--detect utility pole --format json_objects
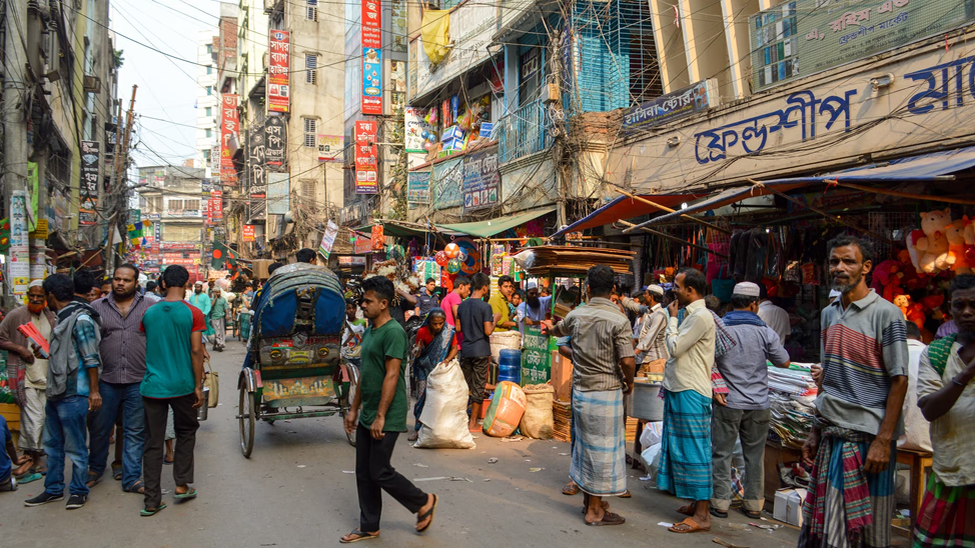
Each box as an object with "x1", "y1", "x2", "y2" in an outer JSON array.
[
  {"x1": 105, "y1": 84, "x2": 137, "y2": 274},
  {"x1": 2, "y1": 0, "x2": 28, "y2": 306}
]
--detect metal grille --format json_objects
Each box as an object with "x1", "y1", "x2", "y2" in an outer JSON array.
[{"x1": 303, "y1": 117, "x2": 317, "y2": 148}]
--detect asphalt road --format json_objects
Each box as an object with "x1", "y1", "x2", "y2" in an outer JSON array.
[{"x1": 1, "y1": 339, "x2": 800, "y2": 548}]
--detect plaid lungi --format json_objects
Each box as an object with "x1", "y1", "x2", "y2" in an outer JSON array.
[
  {"x1": 569, "y1": 388, "x2": 626, "y2": 497},
  {"x1": 657, "y1": 388, "x2": 713, "y2": 501},
  {"x1": 913, "y1": 474, "x2": 975, "y2": 548}
]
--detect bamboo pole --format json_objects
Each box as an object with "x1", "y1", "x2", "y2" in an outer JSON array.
[
  {"x1": 612, "y1": 187, "x2": 732, "y2": 234},
  {"x1": 747, "y1": 178, "x2": 894, "y2": 244},
  {"x1": 617, "y1": 220, "x2": 729, "y2": 258},
  {"x1": 827, "y1": 179, "x2": 975, "y2": 205}
]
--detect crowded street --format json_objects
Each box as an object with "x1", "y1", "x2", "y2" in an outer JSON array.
[{"x1": 1, "y1": 342, "x2": 800, "y2": 548}]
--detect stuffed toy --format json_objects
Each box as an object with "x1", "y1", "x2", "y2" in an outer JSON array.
[
  {"x1": 920, "y1": 293, "x2": 945, "y2": 314},
  {"x1": 915, "y1": 209, "x2": 952, "y2": 274},
  {"x1": 907, "y1": 302, "x2": 926, "y2": 330},
  {"x1": 893, "y1": 294, "x2": 910, "y2": 320},
  {"x1": 964, "y1": 216, "x2": 975, "y2": 265},
  {"x1": 944, "y1": 219, "x2": 973, "y2": 274},
  {"x1": 870, "y1": 259, "x2": 904, "y2": 302}
]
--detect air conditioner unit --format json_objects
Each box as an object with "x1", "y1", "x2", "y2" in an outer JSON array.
[{"x1": 83, "y1": 75, "x2": 101, "y2": 93}]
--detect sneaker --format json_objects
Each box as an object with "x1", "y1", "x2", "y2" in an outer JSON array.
[
  {"x1": 66, "y1": 493, "x2": 88, "y2": 509},
  {"x1": 24, "y1": 491, "x2": 64, "y2": 506},
  {"x1": 0, "y1": 476, "x2": 16, "y2": 492}
]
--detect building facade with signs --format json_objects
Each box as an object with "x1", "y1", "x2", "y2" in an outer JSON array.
[{"x1": 137, "y1": 166, "x2": 207, "y2": 277}]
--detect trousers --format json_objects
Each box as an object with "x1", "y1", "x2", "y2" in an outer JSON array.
[
  {"x1": 710, "y1": 405, "x2": 771, "y2": 513},
  {"x1": 43, "y1": 395, "x2": 90, "y2": 496},
  {"x1": 355, "y1": 423, "x2": 428, "y2": 532},
  {"x1": 89, "y1": 381, "x2": 145, "y2": 490},
  {"x1": 143, "y1": 393, "x2": 199, "y2": 509},
  {"x1": 211, "y1": 317, "x2": 226, "y2": 347}
]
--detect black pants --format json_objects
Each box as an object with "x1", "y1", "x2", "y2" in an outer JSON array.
[
  {"x1": 143, "y1": 394, "x2": 199, "y2": 509},
  {"x1": 355, "y1": 423, "x2": 427, "y2": 532}
]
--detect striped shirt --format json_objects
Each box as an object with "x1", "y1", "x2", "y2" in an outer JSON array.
[
  {"x1": 550, "y1": 297, "x2": 635, "y2": 392},
  {"x1": 819, "y1": 289, "x2": 908, "y2": 436},
  {"x1": 636, "y1": 304, "x2": 668, "y2": 362},
  {"x1": 91, "y1": 292, "x2": 154, "y2": 385}
]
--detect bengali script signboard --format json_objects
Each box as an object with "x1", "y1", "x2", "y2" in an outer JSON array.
[
  {"x1": 79, "y1": 141, "x2": 99, "y2": 225},
  {"x1": 268, "y1": 30, "x2": 290, "y2": 113},
  {"x1": 462, "y1": 145, "x2": 499, "y2": 211},
  {"x1": 521, "y1": 326, "x2": 551, "y2": 384},
  {"x1": 264, "y1": 116, "x2": 287, "y2": 170},
  {"x1": 622, "y1": 80, "x2": 718, "y2": 136},
  {"x1": 354, "y1": 121, "x2": 378, "y2": 194},
  {"x1": 220, "y1": 94, "x2": 239, "y2": 186},
  {"x1": 750, "y1": 0, "x2": 975, "y2": 92},
  {"x1": 361, "y1": 0, "x2": 383, "y2": 114}
]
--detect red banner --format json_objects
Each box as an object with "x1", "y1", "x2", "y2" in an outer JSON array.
[
  {"x1": 361, "y1": 0, "x2": 382, "y2": 115},
  {"x1": 242, "y1": 224, "x2": 255, "y2": 242},
  {"x1": 354, "y1": 121, "x2": 378, "y2": 194},
  {"x1": 268, "y1": 30, "x2": 290, "y2": 113},
  {"x1": 220, "y1": 95, "x2": 239, "y2": 185},
  {"x1": 211, "y1": 190, "x2": 223, "y2": 221}
]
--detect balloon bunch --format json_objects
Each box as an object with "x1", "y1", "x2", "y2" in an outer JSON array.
[{"x1": 420, "y1": 129, "x2": 439, "y2": 151}]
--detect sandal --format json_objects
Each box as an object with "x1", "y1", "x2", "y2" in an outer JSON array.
[
  {"x1": 738, "y1": 507, "x2": 762, "y2": 519},
  {"x1": 562, "y1": 483, "x2": 579, "y2": 496},
  {"x1": 586, "y1": 511, "x2": 626, "y2": 526},
  {"x1": 339, "y1": 529, "x2": 379, "y2": 543},
  {"x1": 85, "y1": 471, "x2": 102, "y2": 488},
  {"x1": 710, "y1": 507, "x2": 728, "y2": 519},
  {"x1": 619, "y1": 489, "x2": 631, "y2": 498},
  {"x1": 416, "y1": 494, "x2": 438, "y2": 533},
  {"x1": 668, "y1": 517, "x2": 710, "y2": 534},
  {"x1": 124, "y1": 480, "x2": 145, "y2": 494},
  {"x1": 16, "y1": 472, "x2": 42, "y2": 484},
  {"x1": 676, "y1": 504, "x2": 695, "y2": 516},
  {"x1": 140, "y1": 503, "x2": 167, "y2": 516},
  {"x1": 112, "y1": 463, "x2": 123, "y2": 481},
  {"x1": 173, "y1": 487, "x2": 198, "y2": 501},
  {"x1": 163, "y1": 457, "x2": 174, "y2": 465}
]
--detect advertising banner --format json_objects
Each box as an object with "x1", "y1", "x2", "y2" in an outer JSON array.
[
  {"x1": 247, "y1": 124, "x2": 267, "y2": 198},
  {"x1": 622, "y1": 80, "x2": 719, "y2": 136},
  {"x1": 432, "y1": 157, "x2": 463, "y2": 209},
  {"x1": 407, "y1": 171, "x2": 431, "y2": 204},
  {"x1": 264, "y1": 116, "x2": 287, "y2": 170},
  {"x1": 338, "y1": 256, "x2": 367, "y2": 266},
  {"x1": 462, "y1": 145, "x2": 499, "y2": 211},
  {"x1": 268, "y1": 30, "x2": 291, "y2": 113},
  {"x1": 317, "y1": 134, "x2": 344, "y2": 162},
  {"x1": 267, "y1": 173, "x2": 290, "y2": 215},
  {"x1": 220, "y1": 94, "x2": 239, "y2": 185},
  {"x1": 361, "y1": 0, "x2": 383, "y2": 114},
  {"x1": 404, "y1": 106, "x2": 436, "y2": 152},
  {"x1": 79, "y1": 141, "x2": 99, "y2": 225},
  {"x1": 242, "y1": 224, "x2": 256, "y2": 242},
  {"x1": 521, "y1": 326, "x2": 551, "y2": 384},
  {"x1": 354, "y1": 121, "x2": 378, "y2": 194},
  {"x1": 211, "y1": 190, "x2": 223, "y2": 221},
  {"x1": 318, "y1": 220, "x2": 339, "y2": 260},
  {"x1": 750, "y1": 0, "x2": 975, "y2": 92}
]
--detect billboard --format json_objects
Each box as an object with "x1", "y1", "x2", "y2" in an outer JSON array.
[
  {"x1": 354, "y1": 121, "x2": 378, "y2": 194},
  {"x1": 361, "y1": 0, "x2": 383, "y2": 114},
  {"x1": 220, "y1": 94, "x2": 239, "y2": 185},
  {"x1": 462, "y1": 146, "x2": 499, "y2": 212},
  {"x1": 79, "y1": 141, "x2": 99, "y2": 225},
  {"x1": 268, "y1": 30, "x2": 291, "y2": 113}
]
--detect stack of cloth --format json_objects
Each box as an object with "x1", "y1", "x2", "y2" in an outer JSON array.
[{"x1": 767, "y1": 363, "x2": 818, "y2": 450}]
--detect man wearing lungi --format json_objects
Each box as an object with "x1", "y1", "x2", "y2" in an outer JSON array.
[
  {"x1": 799, "y1": 235, "x2": 908, "y2": 548},
  {"x1": 914, "y1": 274, "x2": 975, "y2": 546},
  {"x1": 658, "y1": 267, "x2": 716, "y2": 534},
  {"x1": 543, "y1": 265, "x2": 636, "y2": 526}
]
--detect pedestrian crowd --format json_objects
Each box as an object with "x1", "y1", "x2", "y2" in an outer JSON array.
[{"x1": 0, "y1": 264, "x2": 206, "y2": 516}]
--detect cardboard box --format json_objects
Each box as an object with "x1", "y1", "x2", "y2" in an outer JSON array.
[
  {"x1": 253, "y1": 259, "x2": 272, "y2": 280},
  {"x1": 442, "y1": 125, "x2": 465, "y2": 142},
  {"x1": 479, "y1": 123, "x2": 494, "y2": 138},
  {"x1": 773, "y1": 488, "x2": 806, "y2": 526}
]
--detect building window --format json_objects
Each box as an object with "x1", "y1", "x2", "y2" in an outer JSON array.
[
  {"x1": 205, "y1": 86, "x2": 212, "y2": 96},
  {"x1": 203, "y1": 150, "x2": 210, "y2": 161},
  {"x1": 305, "y1": 54, "x2": 318, "y2": 85},
  {"x1": 300, "y1": 179, "x2": 316, "y2": 198},
  {"x1": 205, "y1": 128, "x2": 212, "y2": 138},
  {"x1": 207, "y1": 65, "x2": 213, "y2": 75},
  {"x1": 205, "y1": 107, "x2": 212, "y2": 117},
  {"x1": 206, "y1": 44, "x2": 213, "y2": 54},
  {"x1": 303, "y1": 117, "x2": 317, "y2": 148},
  {"x1": 306, "y1": 0, "x2": 318, "y2": 21}
]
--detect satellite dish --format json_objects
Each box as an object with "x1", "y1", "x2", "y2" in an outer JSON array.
[{"x1": 283, "y1": 211, "x2": 294, "y2": 224}]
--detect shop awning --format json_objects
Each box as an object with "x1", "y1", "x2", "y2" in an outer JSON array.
[
  {"x1": 436, "y1": 206, "x2": 557, "y2": 238},
  {"x1": 551, "y1": 192, "x2": 705, "y2": 238},
  {"x1": 356, "y1": 220, "x2": 445, "y2": 238},
  {"x1": 823, "y1": 145, "x2": 975, "y2": 180}
]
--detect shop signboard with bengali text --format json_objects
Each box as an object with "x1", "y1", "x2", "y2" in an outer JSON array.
[
  {"x1": 220, "y1": 94, "x2": 239, "y2": 185},
  {"x1": 622, "y1": 80, "x2": 719, "y2": 136},
  {"x1": 247, "y1": 124, "x2": 267, "y2": 198},
  {"x1": 317, "y1": 134, "x2": 344, "y2": 162},
  {"x1": 79, "y1": 141, "x2": 99, "y2": 225},
  {"x1": 361, "y1": 0, "x2": 383, "y2": 114},
  {"x1": 264, "y1": 116, "x2": 287, "y2": 170},
  {"x1": 268, "y1": 31, "x2": 291, "y2": 113},
  {"x1": 432, "y1": 158, "x2": 463, "y2": 209},
  {"x1": 242, "y1": 224, "x2": 256, "y2": 242},
  {"x1": 354, "y1": 121, "x2": 378, "y2": 194},
  {"x1": 404, "y1": 106, "x2": 436, "y2": 153},
  {"x1": 407, "y1": 171, "x2": 431, "y2": 205},
  {"x1": 462, "y1": 146, "x2": 500, "y2": 211},
  {"x1": 521, "y1": 326, "x2": 551, "y2": 384}
]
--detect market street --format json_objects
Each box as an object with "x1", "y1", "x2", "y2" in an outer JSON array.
[{"x1": 2, "y1": 341, "x2": 799, "y2": 548}]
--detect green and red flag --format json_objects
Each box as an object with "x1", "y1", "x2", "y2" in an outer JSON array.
[{"x1": 211, "y1": 240, "x2": 238, "y2": 269}]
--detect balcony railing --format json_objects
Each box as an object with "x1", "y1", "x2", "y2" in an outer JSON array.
[{"x1": 497, "y1": 100, "x2": 551, "y2": 164}]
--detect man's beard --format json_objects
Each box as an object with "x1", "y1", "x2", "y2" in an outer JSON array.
[
  {"x1": 114, "y1": 287, "x2": 137, "y2": 299},
  {"x1": 195, "y1": 288, "x2": 202, "y2": 294},
  {"x1": 28, "y1": 303, "x2": 45, "y2": 314},
  {"x1": 528, "y1": 296, "x2": 540, "y2": 309},
  {"x1": 832, "y1": 271, "x2": 862, "y2": 294}
]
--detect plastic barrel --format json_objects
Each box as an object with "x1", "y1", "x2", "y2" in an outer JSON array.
[{"x1": 498, "y1": 349, "x2": 522, "y2": 385}]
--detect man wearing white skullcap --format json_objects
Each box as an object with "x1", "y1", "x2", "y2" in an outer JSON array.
[
  {"x1": 634, "y1": 285, "x2": 668, "y2": 372},
  {"x1": 709, "y1": 281, "x2": 791, "y2": 519}
]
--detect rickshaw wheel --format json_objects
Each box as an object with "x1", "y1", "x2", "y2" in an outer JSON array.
[
  {"x1": 341, "y1": 364, "x2": 360, "y2": 447},
  {"x1": 239, "y1": 387, "x2": 255, "y2": 457}
]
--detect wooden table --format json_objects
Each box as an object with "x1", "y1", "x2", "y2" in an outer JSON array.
[{"x1": 893, "y1": 448, "x2": 933, "y2": 539}]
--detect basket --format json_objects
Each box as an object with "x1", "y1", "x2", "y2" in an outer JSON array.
[
  {"x1": 553, "y1": 399, "x2": 572, "y2": 442},
  {"x1": 489, "y1": 330, "x2": 522, "y2": 361}
]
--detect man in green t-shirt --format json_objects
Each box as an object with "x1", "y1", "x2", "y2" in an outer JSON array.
[
  {"x1": 209, "y1": 288, "x2": 228, "y2": 352},
  {"x1": 341, "y1": 276, "x2": 437, "y2": 544},
  {"x1": 139, "y1": 265, "x2": 206, "y2": 517}
]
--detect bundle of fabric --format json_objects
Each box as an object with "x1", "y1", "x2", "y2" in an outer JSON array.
[{"x1": 767, "y1": 363, "x2": 818, "y2": 449}]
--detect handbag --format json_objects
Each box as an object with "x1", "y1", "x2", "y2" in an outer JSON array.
[{"x1": 203, "y1": 358, "x2": 219, "y2": 408}]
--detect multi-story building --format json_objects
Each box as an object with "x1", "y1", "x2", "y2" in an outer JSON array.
[
  {"x1": 196, "y1": 30, "x2": 220, "y2": 175},
  {"x1": 138, "y1": 166, "x2": 207, "y2": 281}
]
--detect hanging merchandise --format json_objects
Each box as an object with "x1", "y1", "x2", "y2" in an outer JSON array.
[
  {"x1": 446, "y1": 258, "x2": 462, "y2": 274},
  {"x1": 455, "y1": 239, "x2": 480, "y2": 274},
  {"x1": 435, "y1": 250, "x2": 449, "y2": 266},
  {"x1": 444, "y1": 242, "x2": 460, "y2": 258},
  {"x1": 371, "y1": 224, "x2": 385, "y2": 251}
]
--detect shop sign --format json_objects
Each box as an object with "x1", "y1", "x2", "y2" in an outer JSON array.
[
  {"x1": 9, "y1": 190, "x2": 30, "y2": 295},
  {"x1": 267, "y1": 173, "x2": 290, "y2": 215},
  {"x1": 622, "y1": 80, "x2": 719, "y2": 136},
  {"x1": 361, "y1": 0, "x2": 383, "y2": 115},
  {"x1": 462, "y1": 146, "x2": 500, "y2": 211},
  {"x1": 210, "y1": 190, "x2": 223, "y2": 221},
  {"x1": 267, "y1": 30, "x2": 290, "y2": 113},
  {"x1": 501, "y1": 155, "x2": 557, "y2": 212},
  {"x1": 247, "y1": 125, "x2": 267, "y2": 198},
  {"x1": 432, "y1": 158, "x2": 463, "y2": 209},
  {"x1": 318, "y1": 220, "x2": 339, "y2": 260},
  {"x1": 79, "y1": 141, "x2": 99, "y2": 226},
  {"x1": 354, "y1": 121, "x2": 378, "y2": 194},
  {"x1": 242, "y1": 224, "x2": 256, "y2": 242},
  {"x1": 220, "y1": 94, "x2": 239, "y2": 185},
  {"x1": 318, "y1": 134, "x2": 344, "y2": 162},
  {"x1": 408, "y1": 2, "x2": 495, "y2": 100},
  {"x1": 338, "y1": 256, "x2": 367, "y2": 266},
  {"x1": 404, "y1": 106, "x2": 436, "y2": 153},
  {"x1": 607, "y1": 39, "x2": 975, "y2": 192},
  {"x1": 370, "y1": 224, "x2": 384, "y2": 251},
  {"x1": 750, "y1": 0, "x2": 975, "y2": 92},
  {"x1": 161, "y1": 243, "x2": 202, "y2": 251},
  {"x1": 353, "y1": 234, "x2": 373, "y2": 254},
  {"x1": 264, "y1": 116, "x2": 287, "y2": 170},
  {"x1": 390, "y1": 0, "x2": 407, "y2": 53},
  {"x1": 407, "y1": 171, "x2": 431, "y2": 205},
  {"x1": 521, "y1": 325, "x2": 551, "y2": 384}
]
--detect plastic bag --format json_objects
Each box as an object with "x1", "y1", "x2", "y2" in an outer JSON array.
[
  {"x1": 415, "y1": 359, "x2": 476, "y2": 449},
  {"x1": 520, "y1": 384, "x2": 554, "y2": 439},
  {"x1": 639, "y1": 421, "x2": 663, "y2": 448},
  {"x1": 482, "y1": 381, "x2": 526, "y2": 438}
]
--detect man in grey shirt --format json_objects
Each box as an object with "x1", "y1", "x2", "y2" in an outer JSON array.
[{"x1": 711, "y1": 282, "x2": 790, "y2": 519}]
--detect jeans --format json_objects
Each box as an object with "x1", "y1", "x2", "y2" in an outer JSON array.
[
  {"x1": 355, "y1": 423, "x2": 428, "y2": 532},
  {"x1": 89, "y1": 381, "x2": 145, "y2": 490},
  {"x1": 711, "y1": 405, "x2": 771, "y2": 513},
  {"x1": 143, "y1": 394, "x2": 199, "y2": 509},
  {"x1": 43, "y1": 395, "x2": 90, "y2": 496}
]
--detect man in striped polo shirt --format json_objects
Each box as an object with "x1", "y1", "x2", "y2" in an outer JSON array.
[{"x1": 799, "y1": 235, "x2": 908, "y2": 548}]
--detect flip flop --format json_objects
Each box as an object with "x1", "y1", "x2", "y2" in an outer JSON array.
[
  {"x1": 16, "y1": 472, "x2": 42, "y2": 484},
  {"x1": 668, "y1": 517, "x2": 710, "y2": 533},
  {"x1": 140, "y1": 503, "x2": 167, "y2": 516},
  {"x1": 85, "y1": 471, "x2": 102, "y2": 488},
  {"x1": 586, "y1": 511, "x2": 626, "y2": 526},
  {"x1": 562, "y1": 483, "x2": 579, "y2": 496},
  {"x1": 339, "y1": 529, "x2": 379, "y2": 543},
  {"x1": 710, "y1": 507, "x2": 728, "y2": 519},
  {"x1": 124, "y1": 480, "x2": 145, "y2": 494},
  {"x1": 112, "y1": 463, "x2": 123, "y2": 481},
  {"x1": 173, "y1": 488, "x2": 197, "y2": 501},
  {"x1": 416, "y1": 494, "x2": 438, "y2": 533},
  {"x1": 163, "y1": 458, "x2": 174, "y2": 465}
]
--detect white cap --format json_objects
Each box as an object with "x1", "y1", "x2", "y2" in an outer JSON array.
[
  {"x1": 28, "y1": 279, "x2": 44, "y2": 289},
  {"x1": 526, "y1": 280, "x2": 538, "y2": 290},
  {"x1": 829, "y1": 289, "x2": 842, "y2": 299},
  {"x1": 732, "y1": 281, "x2": 761, "y2": 298},
  {"x1": 647, "y1": 284, "x2": 664, "y2": 297}
]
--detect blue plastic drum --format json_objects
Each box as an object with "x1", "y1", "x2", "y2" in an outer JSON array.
[{"x1": 498, "y1": 348, "x2": 522, "y2": 385}]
